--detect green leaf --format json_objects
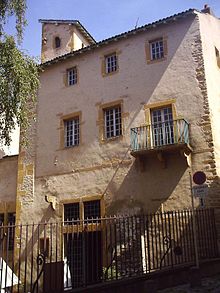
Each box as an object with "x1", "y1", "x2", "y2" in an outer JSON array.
[{"x1": 0, "y1": 35, "x2": 39, "y2": 146}]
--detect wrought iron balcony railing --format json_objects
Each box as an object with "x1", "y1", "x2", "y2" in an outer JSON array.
[{"x1": 130, "y1": 119, "x2": 189, "y2": 152}]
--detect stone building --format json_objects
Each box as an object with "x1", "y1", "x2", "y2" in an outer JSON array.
[{"x1": 1, "y1": 6, "x2": 220, "y2": 226}]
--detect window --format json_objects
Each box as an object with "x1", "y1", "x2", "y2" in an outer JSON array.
[
  {"x1": 105, "y1": 53, "x2": 118, "y2": 74},
  {"x1": 104, "y1": 106, "x2": 122, "y2": 139},
  {"x1": 60, "y1": 111, "x2": 82, "y2": 150},
  {"x1": 64, "y1": 200, "x2": 101, "y2": 223},
  {"x1": 64, "y1": 203, "x2": 80, "y2": 222},
  {"x1": 64, "y1": 117, "x2": 80, "y2": 147},
  {"x1": 150, "y1": 39, "x2": 164, "y2": 60},
  {"x1": 146, "y1": 37, "x2": 167, "y2": 64},
  {"x1": 63, "y1": 199, "x2": 102, "y2": 287},
  {"x1": 97, "y1": 100, "x2": 124, "y2": 142},
  {"x1": 151, "y1": 107, "x2": 174, "y2": 147},
  {"x1": 67, "y1": 67, "x2": 77, "y2": 86},
  {"x1": 55, "y1": 37, "x2": 61, "y2": 48},
  {"x1": 84, "y1": 200, "x2": 101, "y2": 220}
]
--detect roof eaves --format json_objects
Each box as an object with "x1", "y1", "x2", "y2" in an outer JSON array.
[
  {"x1": 39, "y1": 19, "x2": 78, "y2": 24},
  {"x1": 41, "y1": 8, "x2": 198, "y2": 68}
]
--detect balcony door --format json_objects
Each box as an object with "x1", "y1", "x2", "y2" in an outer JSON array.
[{"x1": 151, "y1": 107, "x2": 174, "y2": 147}]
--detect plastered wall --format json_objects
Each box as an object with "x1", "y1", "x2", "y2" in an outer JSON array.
[
  {"x1": 199, "y1": 13, "x2": 220, "y2": 177},
  {"x1": 16, "y1": 12, "x2": 220, "y2": 224},
  {"x1": 0, "y1": 155, "x2": 17, "y2": 214}
]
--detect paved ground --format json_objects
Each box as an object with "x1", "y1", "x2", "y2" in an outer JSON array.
[{"x1": 158, "y1": 274, "x2": 220, "y2": 292}]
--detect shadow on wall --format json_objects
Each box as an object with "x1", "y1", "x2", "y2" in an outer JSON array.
[
  {"x1": 206, "y1": 175, "x2": 220, "y2": 208},
  {"x1": 106, "y1": 153, "x2": 190, "y2": 215},
  {"x1": 98, "y1": 17, "x2": 197, "y2": 216}
]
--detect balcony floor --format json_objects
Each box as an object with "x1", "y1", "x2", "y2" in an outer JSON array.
[{"x1": 130, "y1": 142, "x2": 193, "y2": 158}]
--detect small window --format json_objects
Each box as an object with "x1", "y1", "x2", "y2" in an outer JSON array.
[
  {"x1": 55, "y1": 37, "x2": 61, "y2": 48},
  {"x1": 67, "y1": 67, "x2": 77, "y2": 86},
  {"x1": 64, "y1": 203, "x2": 80, "y2": 222},
  {"x1": 104, "y1": 106, "x2": 122, "y2": 139},
  {"x1": 150, "y1": 39, "x2": 164, "y2": 60},
  {"x1": 64, "y1": 117, "x2": 80, "y2": 147},
  {"x1": 105, "y1": 53, "x2": 118, "y2": 74}
]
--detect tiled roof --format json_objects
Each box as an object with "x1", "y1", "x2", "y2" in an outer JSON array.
[{"x1": 41, "y1": 8, "x2": 198, "y2": 67}]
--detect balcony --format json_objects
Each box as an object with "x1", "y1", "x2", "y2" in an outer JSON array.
[{"x1": 130, "y1": 119, "x2": 192, "y2": 162}]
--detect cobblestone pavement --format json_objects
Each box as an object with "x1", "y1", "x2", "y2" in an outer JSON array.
[{"x1": 158, "y1": 274, "x2": 220, "y2": 293}]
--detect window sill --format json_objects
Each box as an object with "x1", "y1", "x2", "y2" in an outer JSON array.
[
  {"x1": 100, "y1": 135, "x2": 123, "y2": 144},
  {"x1": 146, "y1": 57, "x2": 167, "y2": 65},
  {"x1": 56, "y1": 144, "x2": 82, "y2": 151},
  {"x1": 67, "y1": 83, "x2": 78, "y2": 87},
  {"x1": 102, "y1": 69, "x2": 119, "y2": 77}
]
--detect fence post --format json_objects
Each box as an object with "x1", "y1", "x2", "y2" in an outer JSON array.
[
  {"x1": 189, "y1": 171, "x2": 199, "y2": 268},
  {"x1": 213, "y1": 208, "x2": 220, "y2": 256}
]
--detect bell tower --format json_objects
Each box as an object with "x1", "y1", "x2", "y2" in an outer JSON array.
[{"x1": 39, "y1": 19, "x2": 96, "y2": 63}]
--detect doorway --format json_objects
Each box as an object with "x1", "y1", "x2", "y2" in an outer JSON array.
[
  {"x1": 151, "y1": 106, "x2": 174, "y2": 147},
  {"x1": 64, "y1": 230, "x2": 102, "y2": 288}
]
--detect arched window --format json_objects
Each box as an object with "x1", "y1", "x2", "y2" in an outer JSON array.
[{"x1": 55, "y1": 37, "x2": 61, "y2": 48}]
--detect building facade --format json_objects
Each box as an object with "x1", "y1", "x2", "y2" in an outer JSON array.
[{"x1": 1, "y1": 6, "x2": 220, "y2": 226}]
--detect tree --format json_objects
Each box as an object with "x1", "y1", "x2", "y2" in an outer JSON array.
[{"x1": 0, "y1": 0, "x2": 39, "y2": 146}]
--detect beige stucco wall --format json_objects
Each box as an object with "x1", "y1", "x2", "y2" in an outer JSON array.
[
  {"x1": 0, "y1": 155, "x2": 17, "y2": 213},
  {"x1": 198, "y1": 12, "x2": 220, "y2": 177},
  {"x1": 16, "y1": 11, "x2": 220, "y2": 224},
  {"x1": 41, "y1": 23, "x2": 91, "y2": 62},
  {"x1": 73, "y1": 29, "x2": 88, "y2": 51}
]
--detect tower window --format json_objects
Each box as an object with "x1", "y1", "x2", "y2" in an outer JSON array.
[{"x1": 55, "y1": 37, "x2": 61, "y2": 48}]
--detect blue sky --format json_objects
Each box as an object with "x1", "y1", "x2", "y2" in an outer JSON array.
[{"x1": 5, "y1": 0, "x2": 220, "y2": 59}]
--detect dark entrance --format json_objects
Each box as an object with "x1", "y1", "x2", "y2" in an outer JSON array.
[{"x1": 65, "y1": 231, "x2": 102, "y2": 288}]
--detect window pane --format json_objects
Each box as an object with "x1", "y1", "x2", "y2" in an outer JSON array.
[
  {"x1": 64, "y1": 117, "x2": 80, "y2": 147},
  {"x1": 67, "y1": 67, "x2": 77, "y2": 86},
  {"x1": 105, "y1": 53, "x2": 117, "y2": 74},
  {"x1": 150, "y1": 39, "x2": 164, "y2": 60},
  {"x1": 84, "y1": 200, "x2": 101, "y2": 220},
  {"x1": 64, "y1": 203, "x2": 80, "y2": 222},
  {"x1": 104, "y1": 106, "x2": 122, "y2": 139}
]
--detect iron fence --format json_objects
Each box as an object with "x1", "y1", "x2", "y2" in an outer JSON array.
[{"x1": 0, "y1": 208, "x2": 218, "y2": 292}]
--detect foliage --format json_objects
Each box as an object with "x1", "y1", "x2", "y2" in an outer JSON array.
[
  {"x1": 0, "y1": 0, "x2": 26, "y2": 42},
  {"x1": 0, "y1": 35, "x2": 39, "y2": 145},
  {"x1": 0, "y1": 0, "x2": 39, "y2": 146}
]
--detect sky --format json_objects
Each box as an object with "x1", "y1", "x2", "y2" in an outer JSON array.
[{"x1": 4, "y1": 0, "x2": 220, "y2": 60}]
